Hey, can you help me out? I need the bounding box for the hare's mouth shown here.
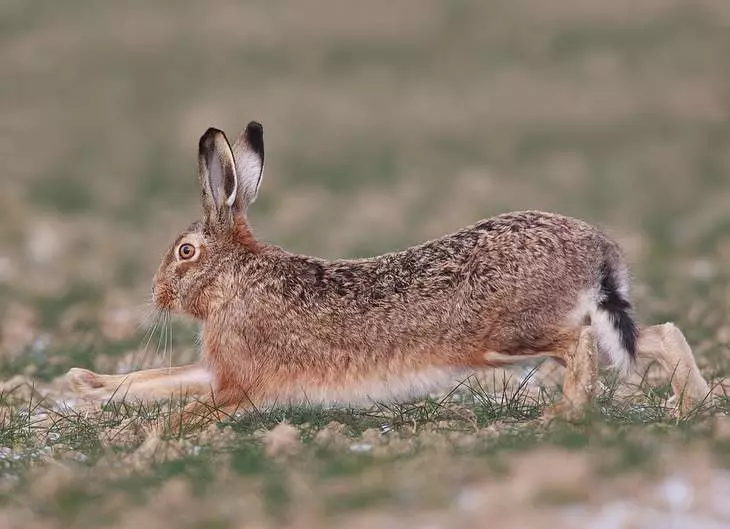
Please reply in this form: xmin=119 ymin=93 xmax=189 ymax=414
xmin=152 ymin=284 xmax=175 ymax=310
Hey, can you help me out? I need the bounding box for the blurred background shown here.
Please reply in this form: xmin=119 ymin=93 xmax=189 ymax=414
xmin=1 ymin=0 xmax=729 ymax=380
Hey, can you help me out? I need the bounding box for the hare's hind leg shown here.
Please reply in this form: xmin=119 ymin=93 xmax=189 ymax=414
xmin=542 ymin=327 xmax=598 ymax=422
xmin=67 ymin=364 xmax=213 ymax=402
xmin=633 ymin=323 xmax=711 ymax=416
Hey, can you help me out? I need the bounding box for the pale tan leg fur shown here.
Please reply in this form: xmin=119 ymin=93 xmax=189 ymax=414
xmin=67 ymin=364 xmax=213 ymax=402
xmin=632 ymin=323 xmax=711 ymax=415
xmin=543 ymin=322 xmax=711 ymax=420
xmin=542 ymin=326 xmax=598 ymax=421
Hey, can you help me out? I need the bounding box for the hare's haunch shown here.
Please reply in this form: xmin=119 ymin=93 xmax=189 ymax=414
xmin=68 ymin=122 xmax=711 ymax=426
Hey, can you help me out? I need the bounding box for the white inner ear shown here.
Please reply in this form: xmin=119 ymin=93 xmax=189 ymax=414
xmin=207 ymin=152 xmax=223 ymax=207
xmin=207 ymin=149 xmax=238 ymax=209
xmin=236 ymin=150 xmax=263 ymax=205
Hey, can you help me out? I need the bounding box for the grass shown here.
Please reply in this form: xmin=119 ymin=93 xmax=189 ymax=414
xmin=0 ymin=373 xmax=728 ymax=526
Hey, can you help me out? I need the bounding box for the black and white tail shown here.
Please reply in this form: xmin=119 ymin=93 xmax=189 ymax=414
xmin=590 ymin=260 xmax=637 ymax=376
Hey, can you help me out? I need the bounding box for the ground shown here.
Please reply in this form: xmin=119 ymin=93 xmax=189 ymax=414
xmin=1 ymin=1 xmax=730 ymax=527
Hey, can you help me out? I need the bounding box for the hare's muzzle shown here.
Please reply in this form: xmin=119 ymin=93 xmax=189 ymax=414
xmin=151 ymin=282 xmax=174 ymax=310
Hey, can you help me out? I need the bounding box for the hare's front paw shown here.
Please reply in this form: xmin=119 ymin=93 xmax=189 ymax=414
xmin=67 ymin=367 xmax=106 ymax=397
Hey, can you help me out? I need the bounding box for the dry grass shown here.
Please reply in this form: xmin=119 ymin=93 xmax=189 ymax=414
xmin=1 ymin=0 xmax=730 ymax=527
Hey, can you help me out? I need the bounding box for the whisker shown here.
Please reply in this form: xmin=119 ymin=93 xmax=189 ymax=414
xmin=162 ymin=310 xmax=169 ymax=366
xmin=138 ymin=308 xmax=161 ymax=369
xmin=156 ymin=311 xmax=167 ymax=366
xmin=169 ymin=312 xmax=174 ymax=371
xmin=135 ymin=301 xmax=157 ymax=332
xmin=158 ymin=310 xmax=171 ymax=367
xmin=141 ymin=309 xmax=163 ymax=367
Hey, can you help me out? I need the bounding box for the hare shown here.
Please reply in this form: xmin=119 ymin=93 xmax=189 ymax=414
xmin=68 ymin=122 xmax=711 ymax=426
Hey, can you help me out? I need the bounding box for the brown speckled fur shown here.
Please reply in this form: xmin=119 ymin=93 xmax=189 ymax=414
xmin=68 ymin=122 xmax=712 ymax=426
xmin=188 ymin=212 xmax=608 ymax=387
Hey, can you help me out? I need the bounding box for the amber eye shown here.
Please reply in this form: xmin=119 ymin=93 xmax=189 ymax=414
xmin=178 ymin=243 xmax=196 ymax=260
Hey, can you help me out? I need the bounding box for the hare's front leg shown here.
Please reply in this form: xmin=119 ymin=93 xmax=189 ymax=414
xmin=542 ymin=327 xmax=598 ymax=422
xmin=634 ymin=323 xmax=711 ymax=416
xmin=171 ymin=386 xmax=256 ymax=431
xmin=67 ymin=364 xmax=213 ymax=402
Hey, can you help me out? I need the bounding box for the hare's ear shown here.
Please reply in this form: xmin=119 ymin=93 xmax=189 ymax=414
xmin=230 ymin=121 xmax=265 ymax=213
xmin=197 ymin=128 xmax=238 ymax=226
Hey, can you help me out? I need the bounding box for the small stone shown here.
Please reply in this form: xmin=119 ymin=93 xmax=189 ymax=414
xmin=349 ymin=443 xmax=372 ymax=453
xmin=714 ymin=415 xmax=730 ymax=441
xmin=0 ymin=304 xmax=38 ymax=356
xmin=314 ymin=421 xmax=348 ymax=447
xmin=263 ymin=422 xmax=300 ymax=457
xmin=657 ymin=475 xmax=693 ymax=511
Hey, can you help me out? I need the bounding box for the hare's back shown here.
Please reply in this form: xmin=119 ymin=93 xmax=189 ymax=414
xmin=283 ymin=210 xmax=615 ymax=313
xmin=253 ymin=211 xmax=619 ymax=354
xmin=467 ymin=211 xmax=612 ymax=280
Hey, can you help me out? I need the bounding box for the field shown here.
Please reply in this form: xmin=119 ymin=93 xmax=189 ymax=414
xmin=1 ymin=1 xmax=730 ymax=527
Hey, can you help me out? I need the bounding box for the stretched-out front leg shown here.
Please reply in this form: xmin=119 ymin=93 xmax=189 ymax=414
xmin=67 ymin=364 xmax=213 ymax=402
xmin=170 ymin=385 xmax=258 ymax=432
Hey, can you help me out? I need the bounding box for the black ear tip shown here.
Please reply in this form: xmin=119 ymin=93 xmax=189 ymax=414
xmin=246 ymin=121 xmax=263 ymax=134
xmin=199 ymin=127 xmax=225 ymax=150
xmin=244 ymin=121 xmax=264 ymax=156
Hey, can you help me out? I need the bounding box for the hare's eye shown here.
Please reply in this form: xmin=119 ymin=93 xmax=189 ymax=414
xmin=178 ymin=243 xmax=196 ymax=260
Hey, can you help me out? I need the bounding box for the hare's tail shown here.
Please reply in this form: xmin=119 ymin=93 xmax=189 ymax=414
xmin=589 ymin=259 xmax=637 ymax=376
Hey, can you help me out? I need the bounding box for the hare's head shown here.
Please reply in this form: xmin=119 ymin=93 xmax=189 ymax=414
xmin=152 ymin=122 xmax=265 ymax=317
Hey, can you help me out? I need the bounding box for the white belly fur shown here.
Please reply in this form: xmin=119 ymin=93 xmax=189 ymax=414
xmin=264 ymin=367 xmax=476 ymax=408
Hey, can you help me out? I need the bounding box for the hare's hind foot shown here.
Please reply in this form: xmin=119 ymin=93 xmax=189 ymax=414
xmin=538 ymin=322 xmax=712 ymax=422
xmin=632 ymin=323 xmax=712 ymax=418
xmin=540 ymin=401 xmax=586 ymax=425
xmin=540 ymin=322 xmax=712 ymax=423
xmin=540 ymin=327 xmax=598 ymax=424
